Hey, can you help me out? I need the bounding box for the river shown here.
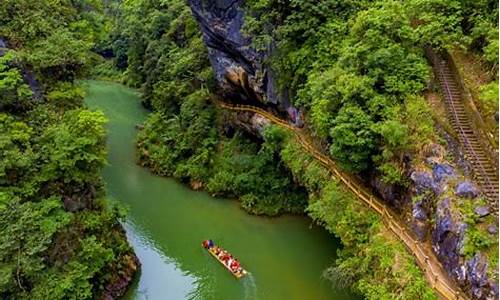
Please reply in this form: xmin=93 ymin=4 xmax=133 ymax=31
xmin=84 ymin=80 xmax=359 ymax=300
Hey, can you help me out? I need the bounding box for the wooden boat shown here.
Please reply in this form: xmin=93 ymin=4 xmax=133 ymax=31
xmin=202 ymin=241 xmax=248 ymax=279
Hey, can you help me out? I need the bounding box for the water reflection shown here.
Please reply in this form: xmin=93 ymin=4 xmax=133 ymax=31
xmin=123 ymin=222 xmax=199 ymax=300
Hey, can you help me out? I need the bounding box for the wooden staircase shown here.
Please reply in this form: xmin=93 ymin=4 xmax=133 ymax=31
xmin=428 ymin=49 xmax=499 ymax=213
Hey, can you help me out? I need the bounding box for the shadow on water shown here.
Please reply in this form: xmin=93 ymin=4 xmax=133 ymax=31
xmin=84 ymin=80 xmax=361 ymax=300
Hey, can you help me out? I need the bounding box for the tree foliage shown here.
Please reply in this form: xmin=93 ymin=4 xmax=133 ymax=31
xmin=136 ymin=91 xmax=217 ymax=181
xmin=0 ymin=0 xmax=116 ymax=84
xmin=0 ymin=198 xmax=71 ymax=297
xmin=242 ymin=0 xmax=498 ymax=182
xmin=276 ymin=130 xmax=438 ymax=299
xmin=0 ymin=1 xmax=135 ymax=299
xmin=117 ymin=0 xmax=307 ymax=216
xmin=0 ymin=52 xmax=32 ymax=112
xmin=98 ymin=0 xmax=498 ymax=298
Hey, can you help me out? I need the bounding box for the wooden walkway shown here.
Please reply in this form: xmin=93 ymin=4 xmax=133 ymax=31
xmin=427 ymin=50 xmax=498 ymax=213
xmin=215 ymin=100 xmax=469 ymax=300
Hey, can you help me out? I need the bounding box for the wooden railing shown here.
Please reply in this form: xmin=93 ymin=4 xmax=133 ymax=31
xmin=215 ymin=100 xmax=469 ymax=300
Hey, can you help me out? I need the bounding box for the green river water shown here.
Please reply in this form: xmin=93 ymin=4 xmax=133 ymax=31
xmin=84 ymin=80 xmax=360 ymax=300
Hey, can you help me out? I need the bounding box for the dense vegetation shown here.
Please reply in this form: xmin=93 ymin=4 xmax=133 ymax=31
xmin=110 ymin=0 xmax=307 ymax=216
xmin=3 ymin=0 xmax=495 ymax=299
xmin=265 ymin=126 xmax=437 ymax=299
xmin=242 ymin=0 xmax=499 ymax=291
xmin=244 ymin=0 xmax=498 ymax=182
xmin=106 ymin=0 xmax=498 ymax=299
xmin=136 ymin=108 xmax=308 ymax=215
xmin=0 ymin=1 xmax=135 ymax=299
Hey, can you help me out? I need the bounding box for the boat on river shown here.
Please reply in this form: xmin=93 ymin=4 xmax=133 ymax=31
xmin=202 ymin=240 xmax=248 ymax=279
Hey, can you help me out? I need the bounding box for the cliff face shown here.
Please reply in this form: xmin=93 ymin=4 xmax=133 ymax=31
xmin=187 ymin=2 xmax=498 ymax=299
xmin=187 ymin=0 xmax=303 ymax=126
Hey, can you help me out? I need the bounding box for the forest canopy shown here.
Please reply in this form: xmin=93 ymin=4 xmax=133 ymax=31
xmin=0 ymin=1 xmax=135 ymax=299
xmin=0 ymin=0 xmax=497 ymax=299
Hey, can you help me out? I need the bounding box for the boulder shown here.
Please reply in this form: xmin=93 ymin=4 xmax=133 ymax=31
xmin=0 ymin=37 xmax=42 ymax=100
xmin=466 ymin=254 xmax=498 ymax=300
xmin=456 ymin=222 xmax=468 ymax=257
xmin=411 ymin=200 xmax=429 ymax=241
xmin=432 ymin=163 xmax=456 ymax=183
xmin=432 ymin=198 xmax=462 ymax=276
xmin=432 ymin=198 xmax=498 ymax=299
xmin=410 ymin=170 xmax=438 ymax=195
xmin=487 ymin=225 xmax=497 ymax=235
xmin=422 ymin=143 xmax=444 ymax=159
xmin=0 ymin=37 xmax=6 ymax=56
xmin=101 ymin=253 xmax=140 ymax=300
xmin=412 ymin=220 xmax=428 ymax=241
xmin=474 ymin=206 xmax=490 ymax=218
xmin=455 ymin=181 xmax=479 ymax=199
xmin=62 ymin=185 xmax=96 ymax=212
xmin=63 ymin=196 xmax=89 ymax=212
xmin=413 ymin=201 xmax=428 ymax=221
xmin=371 ymin=174 xmax=399 ymax=207
xmin=190 ymin=180 xmax=203 ymax=190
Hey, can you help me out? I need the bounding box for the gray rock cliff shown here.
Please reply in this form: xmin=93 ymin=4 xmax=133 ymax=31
xmin=187 ymin=0 xmax=303 ymax=126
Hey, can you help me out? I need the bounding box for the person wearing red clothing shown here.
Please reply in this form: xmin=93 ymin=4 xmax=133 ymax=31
xmin=230 ymin=259 xmax=240 ymax=272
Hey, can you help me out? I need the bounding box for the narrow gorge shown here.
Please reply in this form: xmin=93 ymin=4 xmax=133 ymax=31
xmin=0 ymin=1 xmax=497 ymax=300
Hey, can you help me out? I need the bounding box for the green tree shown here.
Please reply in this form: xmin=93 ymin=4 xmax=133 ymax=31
xmin=0 ymin=114 xmax=36 ymax=197
xmin=23 ymin=29 xmax=93 ymax=82
xmin=0 ymin=198 xmax=71 ymax=297
xmin=0 ymin=52 xmax=32 ymax=112
xmin=329 ymin=105 xmax=375 ymax=172
xmin=40 ymin=109 xmax=107 ymax=187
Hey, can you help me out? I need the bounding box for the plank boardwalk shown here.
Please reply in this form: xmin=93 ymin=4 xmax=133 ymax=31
xmin=428 ymin=51 xmax=499 ymax=214
xmin=215 ymin=99 xmax=470 ymax=300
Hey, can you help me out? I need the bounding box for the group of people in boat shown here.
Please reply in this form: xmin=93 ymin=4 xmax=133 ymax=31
xmin=202 ymin=240 xmax=243 ymax=274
